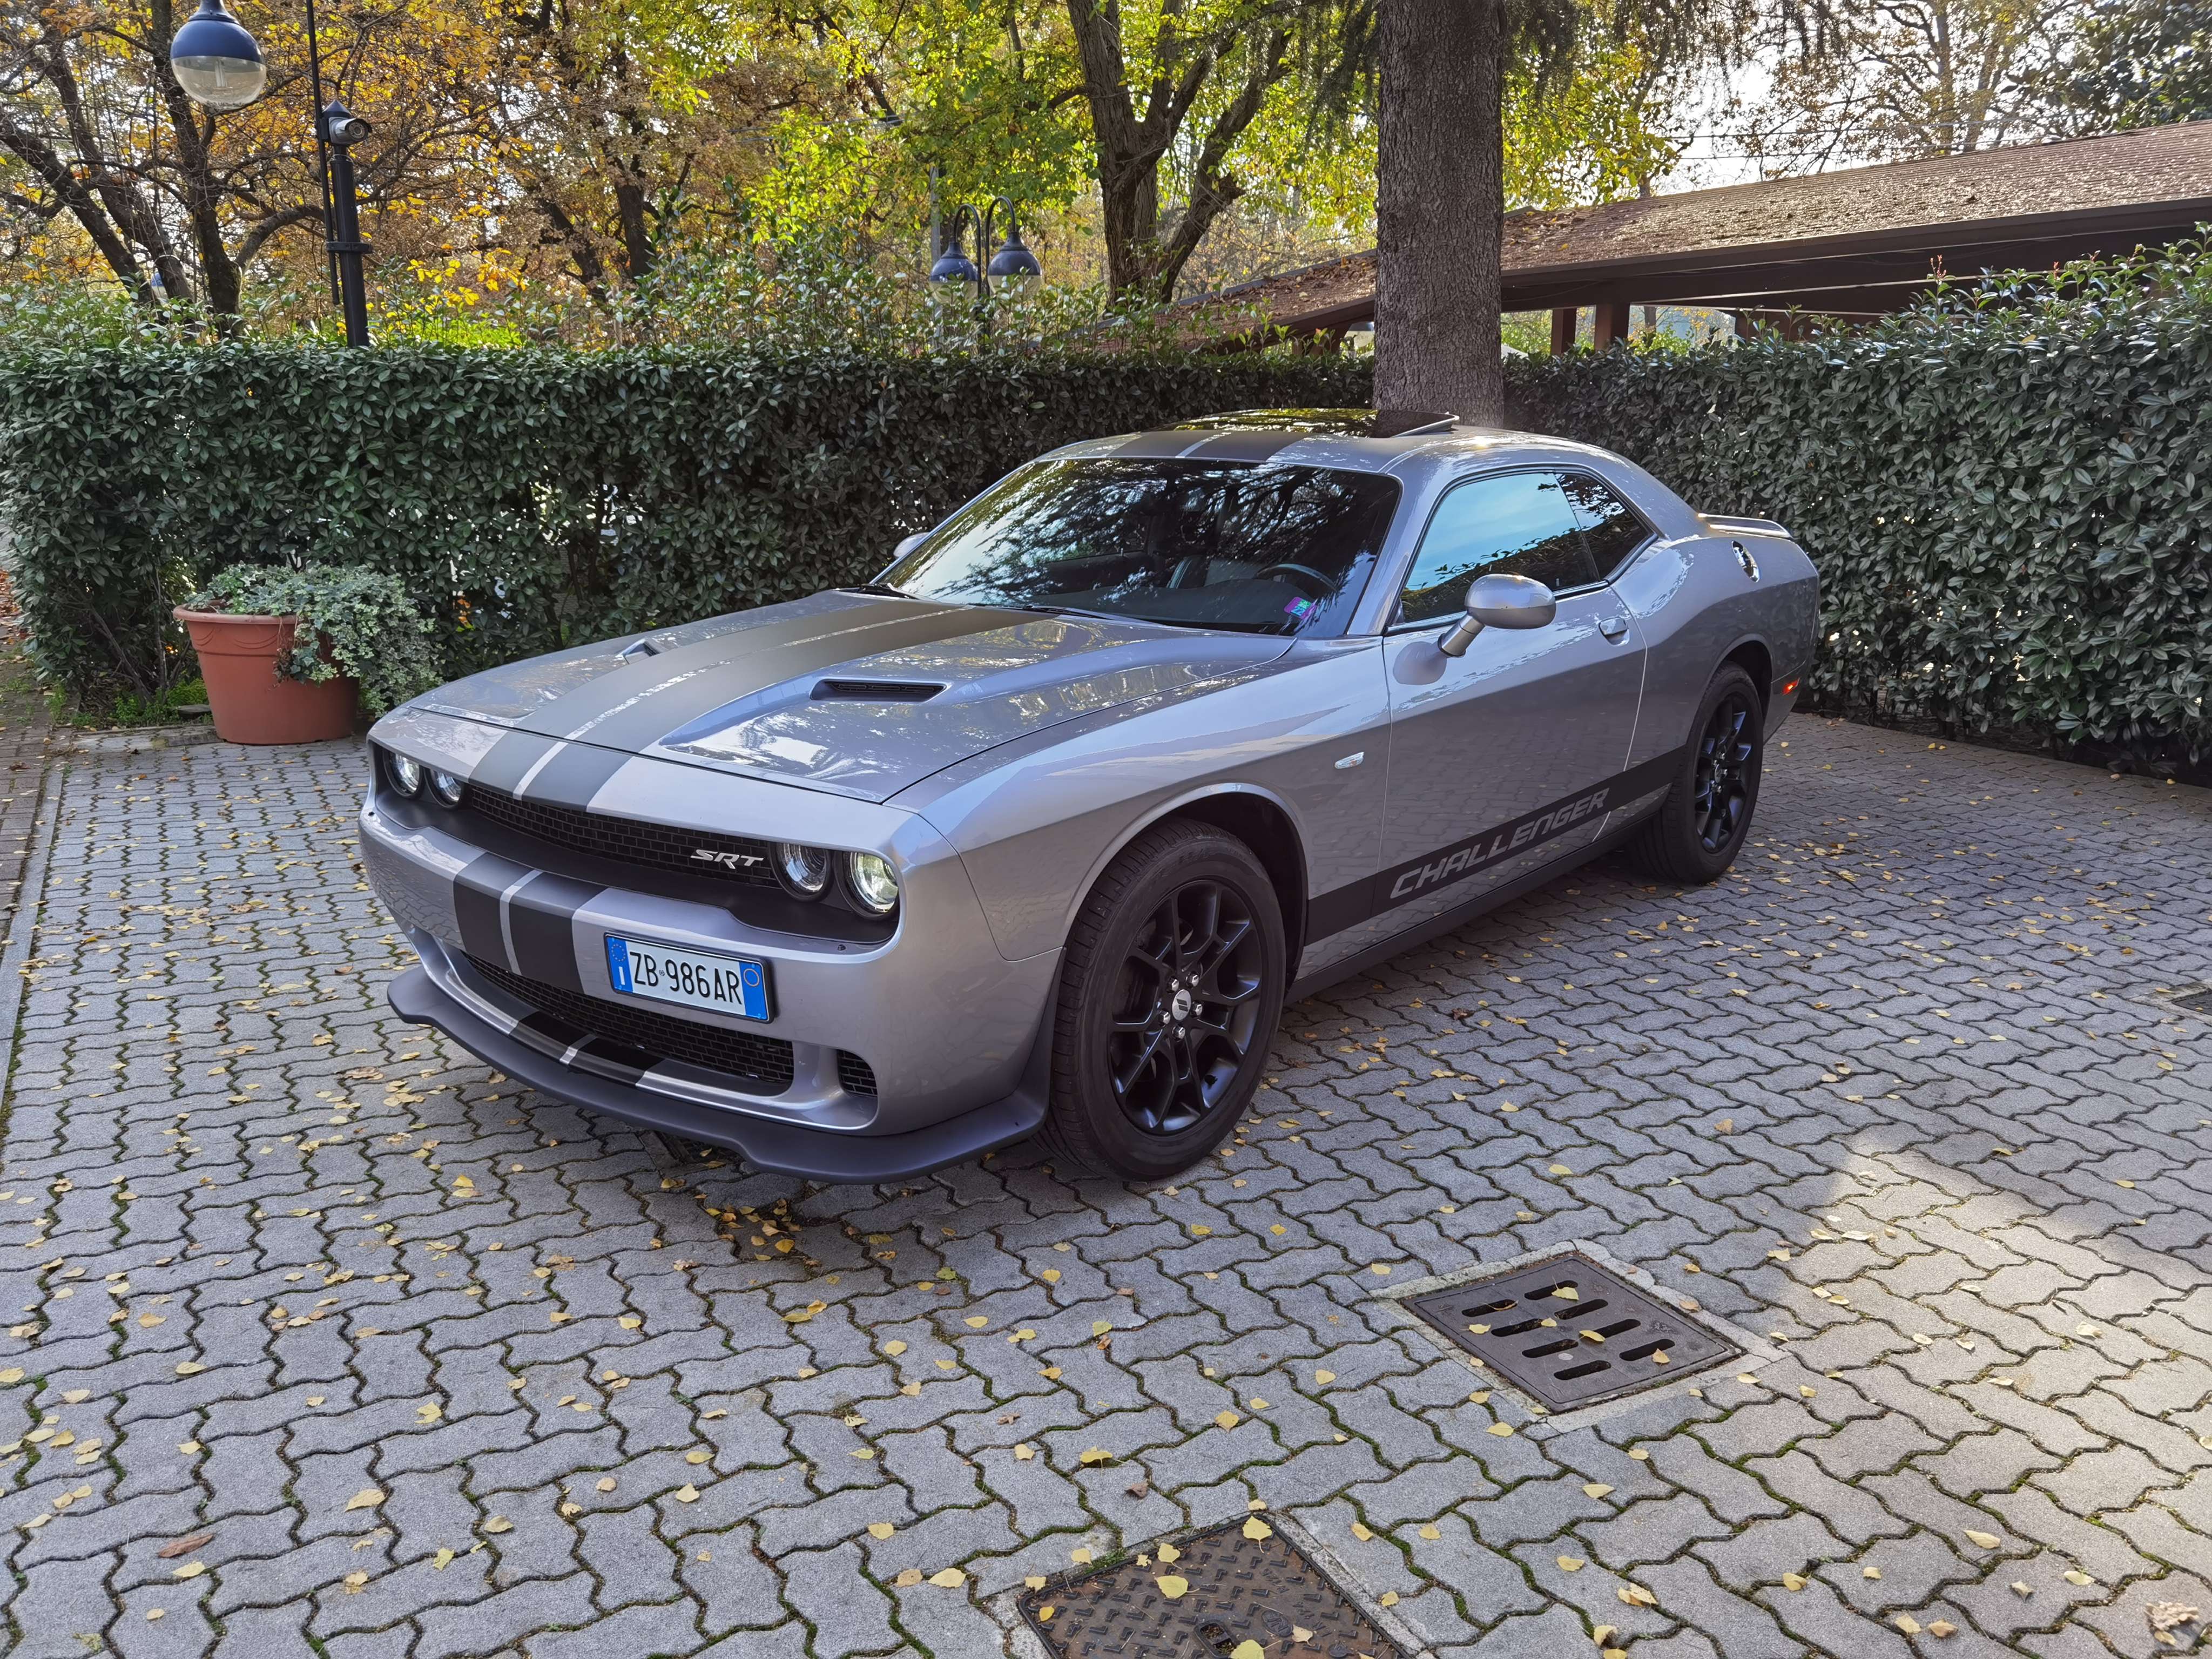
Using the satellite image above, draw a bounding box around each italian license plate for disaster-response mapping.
[604,935,773,1022]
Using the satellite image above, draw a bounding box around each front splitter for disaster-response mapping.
[387,964,1047,1183]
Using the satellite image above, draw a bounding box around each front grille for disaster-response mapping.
[837,1050,878,1095]
[467,786,779,888]
[464,954,794,1091]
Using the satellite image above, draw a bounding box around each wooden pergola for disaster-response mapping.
[1201,120,2212,351]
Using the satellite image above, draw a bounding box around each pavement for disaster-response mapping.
[0,714,2207,1659]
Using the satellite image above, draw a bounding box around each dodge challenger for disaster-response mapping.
[362,409,1817,1183]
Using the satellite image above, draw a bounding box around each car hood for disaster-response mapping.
[413,590,1294,802]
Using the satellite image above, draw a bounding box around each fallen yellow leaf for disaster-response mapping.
[1157,1574,1189,1599]
[929,1568,965,1588]
[1242,1516,1272,1541]
[345,1489,384,1513]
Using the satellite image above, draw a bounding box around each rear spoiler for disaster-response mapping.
[1700,513,1794,541]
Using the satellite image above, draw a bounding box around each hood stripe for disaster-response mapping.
[520,741,632,810]
[515,599,969,745]
[532,601,1003,760]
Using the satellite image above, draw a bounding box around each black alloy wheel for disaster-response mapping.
[1690,689,1758,853]
[1622,662,1765,884]
[1044,821,1286,1182]
[1104,879,1265,1136]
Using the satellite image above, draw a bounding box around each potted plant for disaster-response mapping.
[174,563,442,745]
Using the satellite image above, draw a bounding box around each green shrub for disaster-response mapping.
[187,563,442,716]
[1506,245,2212,761]
[0,346,1369,702]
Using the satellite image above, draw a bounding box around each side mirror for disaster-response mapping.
[1438,572,1556,658]
[890,531,928,563]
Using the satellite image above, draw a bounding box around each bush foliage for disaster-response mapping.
[0,346,1367,699]
[187,563,443,717]
[1506,246,2212,761]
[5,244,2208,763]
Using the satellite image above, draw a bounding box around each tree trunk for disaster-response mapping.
[614,177,654,280]
[1374,0,1505,422]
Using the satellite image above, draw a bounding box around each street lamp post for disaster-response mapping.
[927,197,1042,302]
[168,0,374,346]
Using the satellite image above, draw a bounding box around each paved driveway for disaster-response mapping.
[1,717,2207,1658]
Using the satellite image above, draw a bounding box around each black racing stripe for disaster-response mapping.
[1188,429,1303,463]
[1109,431,1211,459]
[574,1039,651,1085]
[1307,747,1685,942]
[507,872,602,991]
[520,743,631,810]
[453,851,531,968]
[470,729,562,797]
[544,604,1004,757]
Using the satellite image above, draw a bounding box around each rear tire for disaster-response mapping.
[1622,663,1764,884]
[1041,821,1286,1182]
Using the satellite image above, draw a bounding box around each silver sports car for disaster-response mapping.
[363,409,1817,1183]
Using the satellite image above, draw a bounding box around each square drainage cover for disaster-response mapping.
[1404,1250,1741,1412]
[1019,1518,1403,1659]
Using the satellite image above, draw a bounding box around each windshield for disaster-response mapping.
[881,457,1401,635]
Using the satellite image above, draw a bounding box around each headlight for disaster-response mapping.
[775,842,831,898]
[845,851,900,915]
[429,770,465,807]
[386,751,422,796]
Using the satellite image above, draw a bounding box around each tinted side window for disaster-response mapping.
[1398,471,1600,624]
[1564,473,1651,577]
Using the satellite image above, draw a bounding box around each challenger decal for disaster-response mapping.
[1306,747,1685,941]
[1387,783,1613,901]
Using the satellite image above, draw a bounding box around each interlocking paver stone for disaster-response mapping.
[1,716,2208,1656]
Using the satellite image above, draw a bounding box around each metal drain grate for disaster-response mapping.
[2166,984,2212,1016]
[1019,1518,1402,1659]
[1402,1251,1741,1412]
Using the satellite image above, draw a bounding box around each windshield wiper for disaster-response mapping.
[1003,601,1128,624]
[845,582,913,598]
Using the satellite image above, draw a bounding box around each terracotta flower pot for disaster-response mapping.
[173,607,358,745]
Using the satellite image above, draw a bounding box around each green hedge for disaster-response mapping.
[1505,249,2212,761]
[0,347,1369,698]
[9,254,2210,763]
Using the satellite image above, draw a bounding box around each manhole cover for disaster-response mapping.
[1017,1518,1403,1659]
[1402,1251,1741,1412]
[2166,984,2212,1015]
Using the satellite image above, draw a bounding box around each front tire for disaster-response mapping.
[1042,821,1286,1182]
[1623,663,1765,884]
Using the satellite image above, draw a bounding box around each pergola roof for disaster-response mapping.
[1209,120,2212,333]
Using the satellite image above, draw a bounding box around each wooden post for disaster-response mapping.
[1594,301,1633,349]
[1549,308,1576,354]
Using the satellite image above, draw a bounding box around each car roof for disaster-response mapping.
[1047,408,1639,481]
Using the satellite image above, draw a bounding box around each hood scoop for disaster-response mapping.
[811,678,946,703]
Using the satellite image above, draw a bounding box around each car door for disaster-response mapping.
[1370,467,1648,939]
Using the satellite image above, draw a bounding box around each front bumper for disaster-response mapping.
[389,962,1046,1181]
[359,750,1062,1175]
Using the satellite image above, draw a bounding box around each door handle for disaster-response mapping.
[1599,616,1629,642]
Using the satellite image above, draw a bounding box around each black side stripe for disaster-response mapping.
[1307,747,1684,941]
